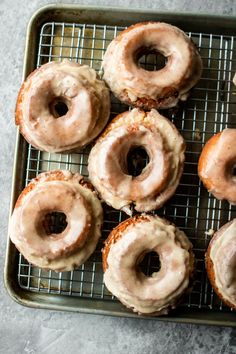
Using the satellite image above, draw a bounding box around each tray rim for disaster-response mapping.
[4,3,236,327]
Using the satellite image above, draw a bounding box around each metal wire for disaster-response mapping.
[18,22,236,311]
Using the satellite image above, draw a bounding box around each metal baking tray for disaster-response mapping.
[4,4,236,326]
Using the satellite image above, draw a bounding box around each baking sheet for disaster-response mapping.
[4,4,236,326]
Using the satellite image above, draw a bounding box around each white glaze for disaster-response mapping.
[102,22,202,109]
[9,171,103,272]
[104,215,193,314]
[210,219,236,307]
[88,108,185,215]
[17,61,110,152]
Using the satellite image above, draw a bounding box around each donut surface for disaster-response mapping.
[102,22,202,110]
[103,215,194,315]
[16,61,110,152]
[198,129,236,204]
[9,170,103,271]
[206,219,236,310]
[88,108,185,215]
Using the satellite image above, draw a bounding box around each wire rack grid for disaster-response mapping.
[17,20,236,313]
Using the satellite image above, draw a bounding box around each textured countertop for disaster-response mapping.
[1,0,236,353]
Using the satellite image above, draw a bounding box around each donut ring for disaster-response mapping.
[102,215,194,315]
[16,61,110,152]
[9,170,103,271]
[88,108,185,215]
[198,129,236,204]
[102,22,202,110]
[205,219,236,310]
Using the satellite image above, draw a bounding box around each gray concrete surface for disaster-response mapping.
[1,0,236,353]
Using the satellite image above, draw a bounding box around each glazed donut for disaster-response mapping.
[198,129,236,204]
[16,60,110,152]
[88,108,185,215]
[102,22,202,110]
[206,219,236,310]
[9,170,103,271]
[102,215,194,315]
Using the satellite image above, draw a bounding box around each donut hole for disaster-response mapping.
[50,97,69,118]
[226,162,236,180]
[138,251,161,277]
[127,146,149,177]
[41,211,68,235]
[137,48,166,72]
